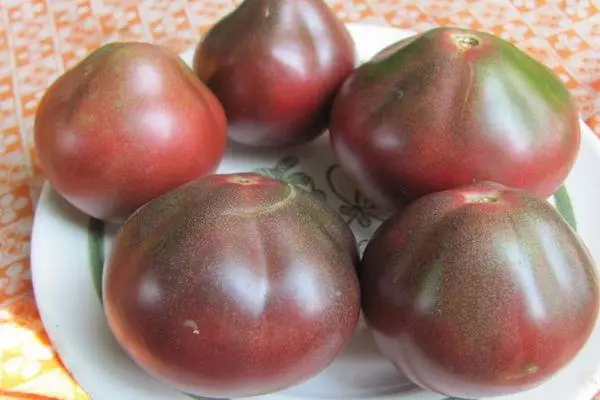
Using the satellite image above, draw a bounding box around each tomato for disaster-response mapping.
[193,0,356,147]
[360,182,599,398]
[35,42,227,222]
[103,173,361,398]
[330,27,580,212]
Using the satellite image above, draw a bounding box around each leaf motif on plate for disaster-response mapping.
[254,167,275,179]
[356,212,372,228]
[326,164,386,228]
[255,156,300,180]
[254,157,327,201]
[273,156,299,176]
[287,171,314,188]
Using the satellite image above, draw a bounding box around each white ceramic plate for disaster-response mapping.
[31,23,600,400]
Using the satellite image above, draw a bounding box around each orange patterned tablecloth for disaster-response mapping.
[0,1,599,399]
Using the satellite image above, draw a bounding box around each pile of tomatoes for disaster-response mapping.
[34,0,598,399]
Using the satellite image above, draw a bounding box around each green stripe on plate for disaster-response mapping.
[88,217,105,304]
[553,185,577,231]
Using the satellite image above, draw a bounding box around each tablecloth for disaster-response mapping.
[0,0,598,399]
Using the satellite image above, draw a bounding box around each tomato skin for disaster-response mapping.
[193,0,356,148]
[330,27,580,212]
[359,182,599,398]
[103,173,360,398]
[34,42,227,222]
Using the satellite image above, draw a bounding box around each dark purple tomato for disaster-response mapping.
[360,182,598,398]
[103,173,361,398]
[193,0,356,147]
[35,42,227,222]
[330,27,580,212]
